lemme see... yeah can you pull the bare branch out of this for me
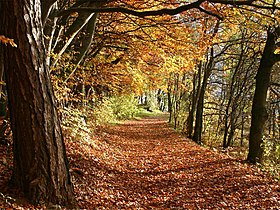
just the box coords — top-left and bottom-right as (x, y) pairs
(270, 82), (280, 87)
(57, 0), (204, 17)
(208, 0), (255, 5)
(198, 7), (223, 20)
(56, 0), (280, 21)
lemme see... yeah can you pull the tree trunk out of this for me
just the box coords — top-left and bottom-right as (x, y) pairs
(0, 0), (76, 207)
(193, 50), (214, 144)
(186, 74), (197, 138)
(193, 67), (210, 144)
(247, 28), (280, 164)
(227, 115), (236, 148)
(186, 63), (201, 138)
(192, 21), (219, 144)
(167, 75), (173, 123)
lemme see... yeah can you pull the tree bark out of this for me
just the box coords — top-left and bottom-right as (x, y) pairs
(0, 0), (76, 207)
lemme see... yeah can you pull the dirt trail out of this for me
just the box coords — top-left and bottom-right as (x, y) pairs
(69, 115), (280, 209)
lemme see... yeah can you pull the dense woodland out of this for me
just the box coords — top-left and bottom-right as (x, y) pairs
(0, 0), (280, 208)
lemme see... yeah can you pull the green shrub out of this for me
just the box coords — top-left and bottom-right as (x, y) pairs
(61, 107), (94, 143)
(109, 94), (140, 120)
(92, 98), (116, 125)
(262, 137), (280, 179)
(60, 94), (142, 143)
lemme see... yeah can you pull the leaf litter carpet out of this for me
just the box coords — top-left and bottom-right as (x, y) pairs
(0, 115), (279, 209)
(67, 115), (280, 209)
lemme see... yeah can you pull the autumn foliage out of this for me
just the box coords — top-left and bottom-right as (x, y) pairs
(0, 0), (280, 208)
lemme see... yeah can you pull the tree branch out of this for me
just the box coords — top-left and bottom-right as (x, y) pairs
(270, 87), (280, 98)
(198, 7), (223, 20)
(56, 0), (279, 20)
(209, 0), (280, 10)
(42, 0), (58, 26)
(274, 54), (280, 62)
(270, 82), (280, 87)
(208, 0), (256, 5)
(57, 0), (204, 17)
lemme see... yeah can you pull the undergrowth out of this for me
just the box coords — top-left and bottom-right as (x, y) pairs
(60, 94), (162, 144)
(262, 137), (280, 180)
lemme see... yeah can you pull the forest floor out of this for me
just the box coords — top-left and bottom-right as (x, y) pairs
(0, 114), (280, 209)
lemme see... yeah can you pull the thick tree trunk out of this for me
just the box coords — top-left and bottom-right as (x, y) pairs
(0, 0), (76, 207)
(247, 28), (280, 164)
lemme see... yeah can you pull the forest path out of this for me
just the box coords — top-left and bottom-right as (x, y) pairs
(68, 114), (280, 209)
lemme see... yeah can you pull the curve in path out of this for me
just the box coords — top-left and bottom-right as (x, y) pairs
(69, 115), (280, 209)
